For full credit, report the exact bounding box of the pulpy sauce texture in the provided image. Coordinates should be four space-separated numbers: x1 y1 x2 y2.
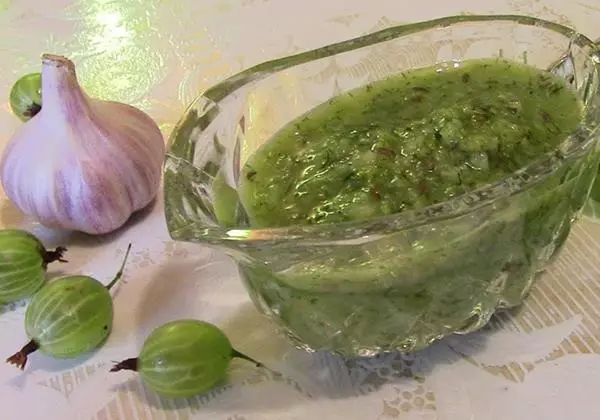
239 59 581 226
233 59 596 354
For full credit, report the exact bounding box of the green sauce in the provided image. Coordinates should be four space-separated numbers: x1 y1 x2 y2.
239 59 581 226
234 59 594 354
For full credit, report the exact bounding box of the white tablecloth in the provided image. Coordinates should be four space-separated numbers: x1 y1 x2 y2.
2 0 600 419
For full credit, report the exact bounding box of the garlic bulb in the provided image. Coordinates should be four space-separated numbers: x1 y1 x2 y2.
0 54 165 235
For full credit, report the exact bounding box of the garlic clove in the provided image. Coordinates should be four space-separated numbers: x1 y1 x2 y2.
0 54 166 235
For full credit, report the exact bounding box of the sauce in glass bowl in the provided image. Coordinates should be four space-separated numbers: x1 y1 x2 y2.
239 59 582 227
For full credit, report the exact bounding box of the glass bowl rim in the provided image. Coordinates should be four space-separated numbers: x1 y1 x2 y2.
165 14 600 246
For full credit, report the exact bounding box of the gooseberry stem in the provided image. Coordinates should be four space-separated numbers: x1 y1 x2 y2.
42 246 68 269
232 349 263 368
6 339 39 370
105 243 132 291
24 102 41 118
110 357 138 372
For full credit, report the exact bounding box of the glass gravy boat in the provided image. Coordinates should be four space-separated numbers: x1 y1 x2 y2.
164 15 600 357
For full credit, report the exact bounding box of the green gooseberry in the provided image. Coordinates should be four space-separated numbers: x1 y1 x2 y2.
111 319 262 398
9 72 42 122
6 244 131 370
0 228 67 304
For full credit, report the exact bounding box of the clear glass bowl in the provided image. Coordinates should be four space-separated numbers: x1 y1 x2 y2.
164 15 600 357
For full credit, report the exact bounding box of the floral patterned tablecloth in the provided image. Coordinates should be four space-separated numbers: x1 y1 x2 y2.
2 0 600 419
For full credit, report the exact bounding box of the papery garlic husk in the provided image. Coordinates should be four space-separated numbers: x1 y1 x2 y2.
0 54 166 235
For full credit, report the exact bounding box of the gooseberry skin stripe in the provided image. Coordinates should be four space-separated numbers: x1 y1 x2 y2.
0 266 43 283
0 268 41 287
0 279 42 300
28 288 70 327
35 299 109 349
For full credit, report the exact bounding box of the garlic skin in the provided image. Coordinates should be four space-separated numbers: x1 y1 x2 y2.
0 54 165 235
